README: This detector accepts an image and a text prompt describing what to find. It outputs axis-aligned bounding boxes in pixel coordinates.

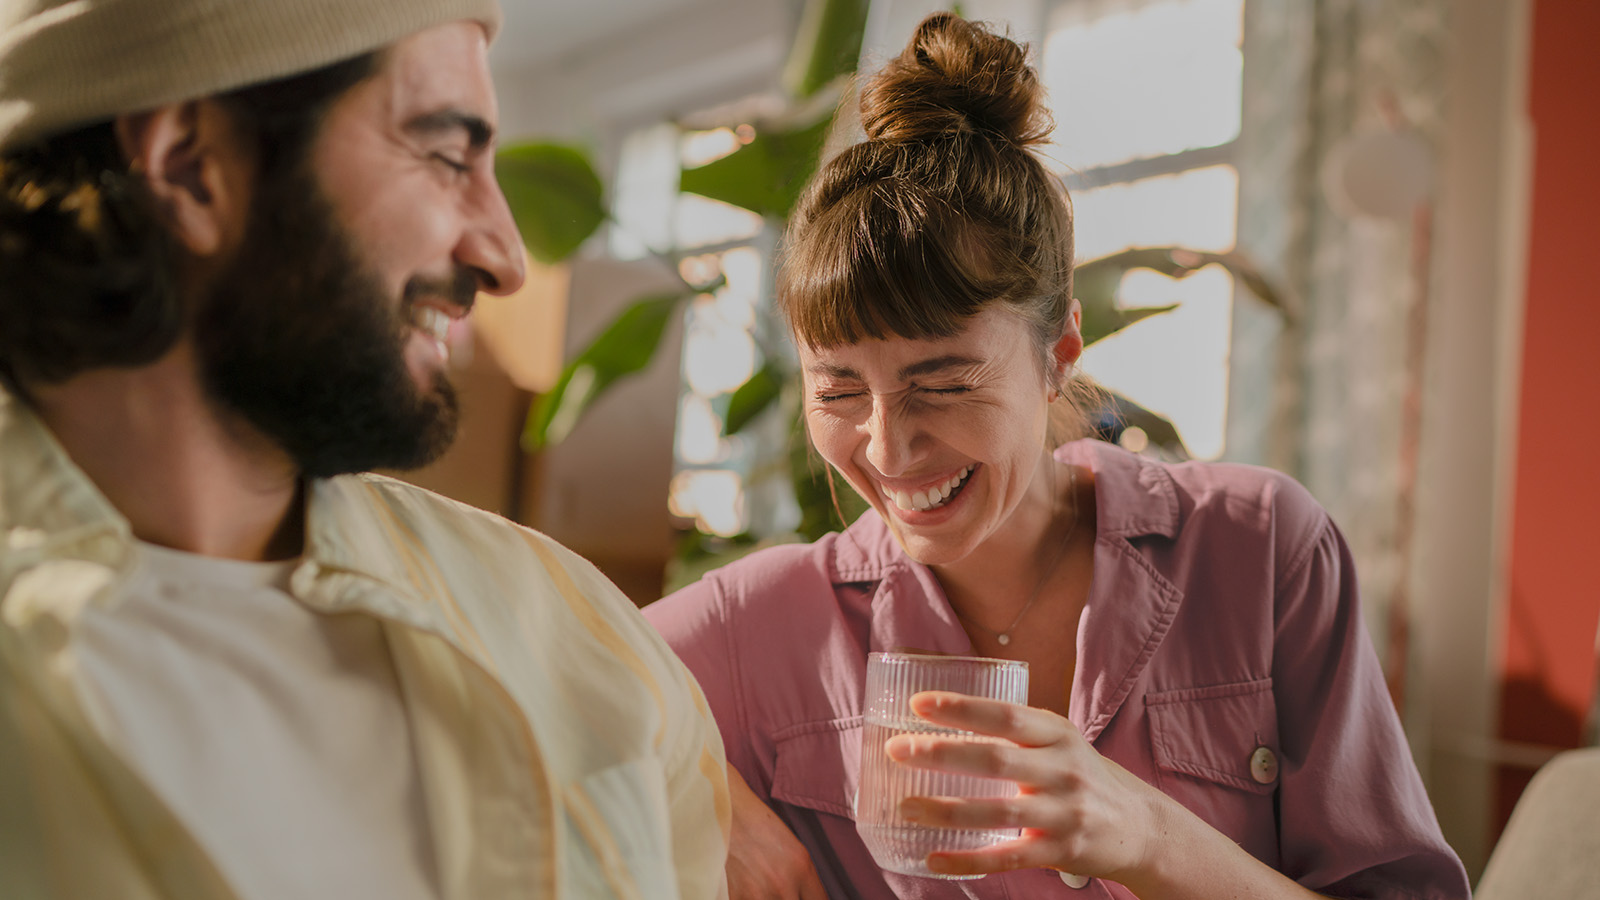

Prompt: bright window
[1043,0,1245,460]
[610,119,783,538]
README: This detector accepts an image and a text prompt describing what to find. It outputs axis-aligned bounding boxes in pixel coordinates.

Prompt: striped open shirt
[0,389,730,900]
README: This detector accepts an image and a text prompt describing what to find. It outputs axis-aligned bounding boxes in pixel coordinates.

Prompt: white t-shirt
[74,541,437,900]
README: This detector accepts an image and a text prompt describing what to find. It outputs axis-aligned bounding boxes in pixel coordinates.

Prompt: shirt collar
[301,476,427,600]
[1055,438,1181,541]
[0,388,132,566]
[295,475,477,646]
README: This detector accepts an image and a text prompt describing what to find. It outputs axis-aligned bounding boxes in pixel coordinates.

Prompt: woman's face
[800,305,1077,568]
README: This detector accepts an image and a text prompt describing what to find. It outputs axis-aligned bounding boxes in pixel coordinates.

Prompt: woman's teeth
[890,465,974,512]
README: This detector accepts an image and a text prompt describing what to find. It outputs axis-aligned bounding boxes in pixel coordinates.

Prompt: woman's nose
[863,398,914,477]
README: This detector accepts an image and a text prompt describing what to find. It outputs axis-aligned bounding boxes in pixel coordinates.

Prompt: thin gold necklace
[958,464,1079,646]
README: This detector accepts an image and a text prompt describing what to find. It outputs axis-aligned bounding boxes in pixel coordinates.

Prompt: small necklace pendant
[996,633,1011,646]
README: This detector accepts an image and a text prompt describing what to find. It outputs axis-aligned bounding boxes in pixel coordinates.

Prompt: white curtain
[1227,0,1450,691]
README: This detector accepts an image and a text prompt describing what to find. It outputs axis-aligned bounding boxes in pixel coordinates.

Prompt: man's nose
[455,172,527,297]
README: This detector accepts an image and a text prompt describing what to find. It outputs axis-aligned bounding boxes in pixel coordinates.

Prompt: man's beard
[194,166,475,479]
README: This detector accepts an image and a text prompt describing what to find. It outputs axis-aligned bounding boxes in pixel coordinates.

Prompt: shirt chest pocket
[769,718,862,820]
[1144,678,1280,846]
[562,758,680,900]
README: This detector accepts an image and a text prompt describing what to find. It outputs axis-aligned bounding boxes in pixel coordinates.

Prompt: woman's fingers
[922,838,1065,877]
[884,732,1022,782]
[908,691,1077,747]
[884,728,1078,787]
[898,794,1057,831]
[876,692,1160,879]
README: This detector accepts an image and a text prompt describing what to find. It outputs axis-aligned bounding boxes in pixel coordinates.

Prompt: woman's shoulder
[1065,439,1331,554]
[645,523,888,633]
[1170,457,1325,520]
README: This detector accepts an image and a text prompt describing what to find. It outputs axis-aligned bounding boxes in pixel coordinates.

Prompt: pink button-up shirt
[646,440,1469,899]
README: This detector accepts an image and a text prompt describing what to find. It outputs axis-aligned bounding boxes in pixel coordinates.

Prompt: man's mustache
[402,269,479,315]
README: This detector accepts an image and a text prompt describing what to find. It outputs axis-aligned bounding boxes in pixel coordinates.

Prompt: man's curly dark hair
[0,51,379,387]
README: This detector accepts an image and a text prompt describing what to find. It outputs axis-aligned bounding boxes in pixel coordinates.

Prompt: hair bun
[859,13,1052,147]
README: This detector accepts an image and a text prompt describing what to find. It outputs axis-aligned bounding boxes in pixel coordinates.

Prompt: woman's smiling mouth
[887,464,975,512]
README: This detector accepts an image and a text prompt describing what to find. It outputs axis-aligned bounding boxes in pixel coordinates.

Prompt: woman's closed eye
[813,385,971,404]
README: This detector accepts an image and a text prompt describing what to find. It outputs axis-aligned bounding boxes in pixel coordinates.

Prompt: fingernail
[925,854,955,874]
[898,798,926,822]
[884,736,913,761]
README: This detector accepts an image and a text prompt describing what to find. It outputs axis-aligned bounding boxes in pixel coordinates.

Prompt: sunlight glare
[683,295,759,396]
[1073,165,1239,262]
[668,469,747,537]
[676,394,727,465]
[1043,0,1243,171]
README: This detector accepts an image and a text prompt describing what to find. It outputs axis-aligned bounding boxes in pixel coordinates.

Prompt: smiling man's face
[308,20,524,391]
[195,21,526,478]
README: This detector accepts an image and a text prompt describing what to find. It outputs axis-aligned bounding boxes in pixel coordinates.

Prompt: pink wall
[1497,0,1600,827]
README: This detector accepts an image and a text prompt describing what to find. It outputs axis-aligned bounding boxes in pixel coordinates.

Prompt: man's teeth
[889,465,974,512]
[416,307,451,343]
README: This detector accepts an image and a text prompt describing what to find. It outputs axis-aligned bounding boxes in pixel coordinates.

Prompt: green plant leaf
[781,0,871,100]
[1075,246,1286,345]
[496,142,607,264]
[1076,251,1179,345]
[523,290,690,449]
[679,114,833,220]
[723,362,785,436]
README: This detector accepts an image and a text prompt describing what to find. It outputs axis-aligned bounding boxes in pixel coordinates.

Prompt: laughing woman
[645,13,1468,900]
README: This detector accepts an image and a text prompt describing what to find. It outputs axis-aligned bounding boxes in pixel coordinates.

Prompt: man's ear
[114,100,252,259]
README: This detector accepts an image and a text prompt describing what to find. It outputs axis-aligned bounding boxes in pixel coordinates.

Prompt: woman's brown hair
[777,12,1085,435]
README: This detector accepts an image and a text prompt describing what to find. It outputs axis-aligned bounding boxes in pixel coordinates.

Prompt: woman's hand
[882,690,1165,882]
[724,766,829,900]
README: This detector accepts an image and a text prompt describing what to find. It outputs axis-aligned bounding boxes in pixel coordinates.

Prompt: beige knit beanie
[0,0,503,152]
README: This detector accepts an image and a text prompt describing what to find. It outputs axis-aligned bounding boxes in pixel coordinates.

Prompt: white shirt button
[1060,872,1090,888]
[1250,746,1279,784]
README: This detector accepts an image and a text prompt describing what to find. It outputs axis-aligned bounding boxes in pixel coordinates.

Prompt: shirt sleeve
[583,571,731,900]
[657,635,734,900]
[1272,515,1470,899]
[644,577,755,784]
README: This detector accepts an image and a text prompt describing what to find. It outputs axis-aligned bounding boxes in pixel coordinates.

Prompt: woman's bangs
[778,192,1007,349]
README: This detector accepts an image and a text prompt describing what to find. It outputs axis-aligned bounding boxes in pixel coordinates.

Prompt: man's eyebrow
[404,109,494,150]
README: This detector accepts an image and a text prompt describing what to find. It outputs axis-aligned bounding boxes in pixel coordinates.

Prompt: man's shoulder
[318,472,609,591]
[330,471,557,541]
[323,472,679,659]
[334,471,506,520]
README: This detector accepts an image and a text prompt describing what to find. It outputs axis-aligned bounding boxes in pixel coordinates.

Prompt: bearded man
[0,2,729,898]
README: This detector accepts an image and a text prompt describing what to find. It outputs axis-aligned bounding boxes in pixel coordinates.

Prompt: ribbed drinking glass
[856,651,1029,880]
